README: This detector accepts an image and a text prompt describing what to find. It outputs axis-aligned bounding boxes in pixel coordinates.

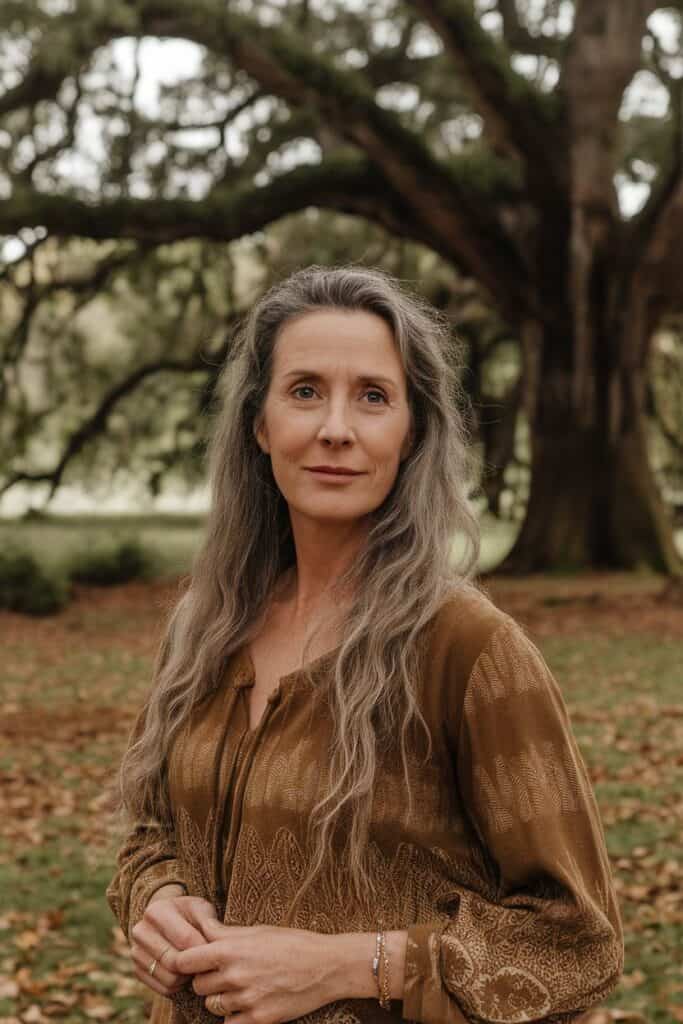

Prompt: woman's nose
[317,400,354,442]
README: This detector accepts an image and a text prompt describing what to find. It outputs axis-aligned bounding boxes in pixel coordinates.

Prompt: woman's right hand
[130,884,219,998]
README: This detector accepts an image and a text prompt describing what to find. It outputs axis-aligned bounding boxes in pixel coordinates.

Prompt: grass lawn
[0,529,681,1022]
[0,513,207,582]
[0,509,526,581]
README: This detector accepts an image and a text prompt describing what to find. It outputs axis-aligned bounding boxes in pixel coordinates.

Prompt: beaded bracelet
[372,928,391,1010]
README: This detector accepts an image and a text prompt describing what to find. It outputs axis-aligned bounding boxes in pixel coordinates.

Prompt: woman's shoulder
[422,583,543,745]
[425,582,519,688]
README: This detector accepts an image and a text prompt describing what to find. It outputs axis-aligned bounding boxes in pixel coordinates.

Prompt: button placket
[219,685,286,912]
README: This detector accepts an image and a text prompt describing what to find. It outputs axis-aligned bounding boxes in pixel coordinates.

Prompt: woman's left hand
[174,918,339,1023]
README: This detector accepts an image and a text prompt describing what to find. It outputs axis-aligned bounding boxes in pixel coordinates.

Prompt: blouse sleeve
[106,819,187,942]
[401,618,624,1024]
[105,706,188,942]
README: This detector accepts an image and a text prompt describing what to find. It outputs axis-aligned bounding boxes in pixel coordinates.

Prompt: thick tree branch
[563,0,656,423]
[407,0,567,199]
[130,1,534,318]
[0,146,535,322]
[0,157,410,242]
[564,0,657,215]
[2,0,537,319]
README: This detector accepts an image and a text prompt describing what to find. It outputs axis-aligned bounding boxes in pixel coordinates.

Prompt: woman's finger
[129,919,196,993]
[205,992,232,1018]
[192,969,228,997]
[131,920,181,972]
[131,943,180,991]
[133,960,187,998]
[144,897,209,951]
[183,897,219,933]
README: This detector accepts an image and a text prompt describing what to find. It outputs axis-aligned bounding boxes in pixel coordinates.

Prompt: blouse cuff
[401,921,468,1024]
[128,861,187,940]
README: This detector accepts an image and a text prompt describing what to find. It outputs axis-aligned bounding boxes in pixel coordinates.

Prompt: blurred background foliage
[0,0,682,575]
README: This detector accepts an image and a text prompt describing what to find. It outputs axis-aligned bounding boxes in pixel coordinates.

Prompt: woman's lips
[306,468,363,479]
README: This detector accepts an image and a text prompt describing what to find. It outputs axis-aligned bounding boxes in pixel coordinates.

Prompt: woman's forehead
[272,309,404,380]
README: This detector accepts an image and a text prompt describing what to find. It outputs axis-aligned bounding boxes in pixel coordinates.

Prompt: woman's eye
[291,386,387,404]
[292,385,316,399]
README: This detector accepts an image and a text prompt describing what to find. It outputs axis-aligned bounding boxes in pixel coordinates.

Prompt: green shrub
[0,546,70,615]
[67,538,152,586]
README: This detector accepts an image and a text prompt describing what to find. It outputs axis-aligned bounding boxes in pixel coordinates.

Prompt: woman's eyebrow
[282,370,397,388]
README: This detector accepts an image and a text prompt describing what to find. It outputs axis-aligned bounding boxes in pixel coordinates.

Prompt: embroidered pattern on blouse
[170,807,222,1024]
[245,716,460,840]
[463,635,546,709]
[472,739,580,835]
[430,867,621,1024]
[225,823,491,931]
[220,824,495,1024]
[435,621,623,1022]
[297,1006,363,1024]
[174,804,217,904]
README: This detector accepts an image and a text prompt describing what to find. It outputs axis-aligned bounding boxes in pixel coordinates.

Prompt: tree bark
[497,0,682,575]
[498,320,682,574]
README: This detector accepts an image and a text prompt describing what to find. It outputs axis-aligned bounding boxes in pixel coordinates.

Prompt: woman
[107,265,624,1024]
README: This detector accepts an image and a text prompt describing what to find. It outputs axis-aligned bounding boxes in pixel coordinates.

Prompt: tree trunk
[497,328,682,575]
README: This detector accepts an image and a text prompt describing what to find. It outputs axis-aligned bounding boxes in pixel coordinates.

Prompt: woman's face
[254,308,413,525]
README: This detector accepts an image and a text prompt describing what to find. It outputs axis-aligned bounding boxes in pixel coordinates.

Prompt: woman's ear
[254,416,269,454]
[400,424,414,462]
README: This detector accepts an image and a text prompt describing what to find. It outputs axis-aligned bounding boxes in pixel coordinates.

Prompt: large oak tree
[1,0,682,573]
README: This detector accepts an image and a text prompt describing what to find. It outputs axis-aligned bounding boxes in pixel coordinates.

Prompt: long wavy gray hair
[116,263,483,919]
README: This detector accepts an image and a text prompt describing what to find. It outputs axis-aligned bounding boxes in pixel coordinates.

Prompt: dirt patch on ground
[482,572,683,637]
[0,705,133,741]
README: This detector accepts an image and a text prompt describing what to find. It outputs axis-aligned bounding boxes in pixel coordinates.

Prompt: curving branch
[407,0,567,200]
[0,0,536,319]
[0,357,206,501]
[0,7,123,117]
[1,145,533,325]
[0,156,407,238]
[16,75,83,184]
[0,245,145,401]
[134,2,533,316]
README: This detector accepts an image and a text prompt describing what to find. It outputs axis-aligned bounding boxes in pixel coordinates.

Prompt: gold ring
[148,957,158,976]
[207,993,226,1016]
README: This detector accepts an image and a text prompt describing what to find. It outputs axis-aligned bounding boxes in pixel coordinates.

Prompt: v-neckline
[236,640,342,689]
[234,641,341,736]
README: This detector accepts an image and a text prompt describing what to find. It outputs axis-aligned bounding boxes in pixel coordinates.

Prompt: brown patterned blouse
[106,588,624,1024]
